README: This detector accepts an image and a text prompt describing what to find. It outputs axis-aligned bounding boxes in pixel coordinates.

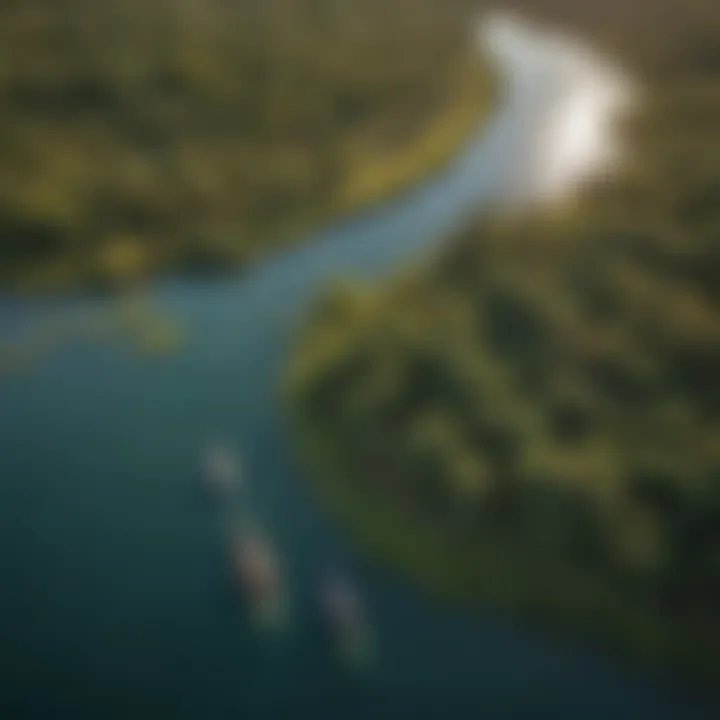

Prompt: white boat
[232,528,285,628]
[318,572,371,662]
[202,442,240,494]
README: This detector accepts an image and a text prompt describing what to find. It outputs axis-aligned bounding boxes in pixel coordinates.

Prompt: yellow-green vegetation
[0,294,186,376]
[336,68,492,214]
[286,0,720,680]
[0,0,494,291]
[109,295,187,357]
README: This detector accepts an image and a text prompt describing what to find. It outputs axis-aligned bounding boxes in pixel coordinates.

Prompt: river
[0,15,718,720]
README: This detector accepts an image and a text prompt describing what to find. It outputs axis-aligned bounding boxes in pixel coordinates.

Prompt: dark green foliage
[0,0,491,289]
[286,0,720,680]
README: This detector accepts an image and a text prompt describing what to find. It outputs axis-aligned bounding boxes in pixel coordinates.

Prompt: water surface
[1,18,718,720]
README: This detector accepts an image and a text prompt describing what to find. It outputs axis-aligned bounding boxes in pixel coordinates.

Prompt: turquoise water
[1,68,719,719]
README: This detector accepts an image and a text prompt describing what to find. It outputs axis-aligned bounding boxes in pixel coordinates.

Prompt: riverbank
[3,65,494,294]
[287,408,720,685]
[284,6,720,685]
[0,0,495,293]
[333,66,495,218]
[0,293,186,377]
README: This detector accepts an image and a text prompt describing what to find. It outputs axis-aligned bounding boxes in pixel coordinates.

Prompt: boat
[318,571,371,663]
[202,442,239,494]
[231,528,285,628]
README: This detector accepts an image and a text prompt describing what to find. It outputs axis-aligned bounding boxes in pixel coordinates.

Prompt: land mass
[0,0,494,291]
[285,0,720,682]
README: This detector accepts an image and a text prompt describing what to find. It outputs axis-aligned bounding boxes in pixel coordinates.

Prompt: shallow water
[1,17,718,720]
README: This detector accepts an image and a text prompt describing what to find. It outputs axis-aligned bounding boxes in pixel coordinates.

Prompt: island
[284,2,720,682]
[0,0,494,291]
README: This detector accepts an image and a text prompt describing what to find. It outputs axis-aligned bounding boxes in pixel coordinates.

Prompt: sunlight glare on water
[478,11,636,204]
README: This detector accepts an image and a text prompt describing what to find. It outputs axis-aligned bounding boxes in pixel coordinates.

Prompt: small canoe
[318,572,371,662]
[202,443,239,494]
[232,529,285,628]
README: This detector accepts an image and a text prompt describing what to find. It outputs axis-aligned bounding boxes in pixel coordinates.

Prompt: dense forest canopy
[286,0,720,679]
[0,0,492,289]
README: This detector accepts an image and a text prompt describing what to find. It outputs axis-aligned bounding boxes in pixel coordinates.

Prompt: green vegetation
[0,294,186,375]
[0,0,493,290]
[285,0,720,680]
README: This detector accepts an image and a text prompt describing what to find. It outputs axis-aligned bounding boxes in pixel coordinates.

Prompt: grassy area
[336,68,494,215]
[0,294,187,376]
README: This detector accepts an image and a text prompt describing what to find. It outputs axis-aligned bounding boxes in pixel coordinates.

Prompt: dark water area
[1,43,719,720]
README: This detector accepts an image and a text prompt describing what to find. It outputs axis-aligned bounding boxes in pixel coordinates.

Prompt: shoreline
[334,64,496,217]
[0,64,495,296]
[282,13,720,686]
[286,407,719,687]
